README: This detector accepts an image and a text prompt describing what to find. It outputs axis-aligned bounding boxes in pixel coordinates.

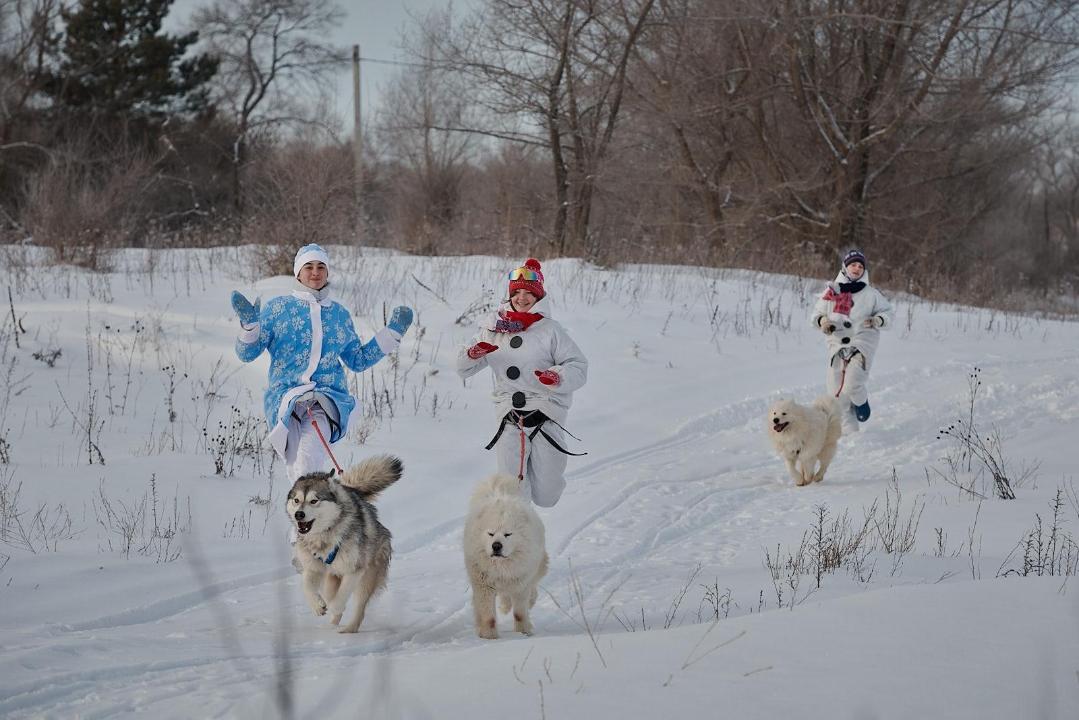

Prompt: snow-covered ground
[0,246,1076,719]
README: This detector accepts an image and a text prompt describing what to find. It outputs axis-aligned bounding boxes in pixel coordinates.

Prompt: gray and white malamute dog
[287,455,402,633]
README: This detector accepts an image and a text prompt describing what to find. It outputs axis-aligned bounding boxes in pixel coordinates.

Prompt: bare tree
[624,0,781,261]
[757,0,1079,265]
[0,0,61,235]
[1033,119,1079,290]
[244,137,353,273]
[191,0,347,232]
[22,133,161,267]
[376,8,476,255]
[0,0,59,146]
[429,0,657,257]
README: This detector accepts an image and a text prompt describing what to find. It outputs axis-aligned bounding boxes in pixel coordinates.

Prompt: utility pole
[352,44,363,244]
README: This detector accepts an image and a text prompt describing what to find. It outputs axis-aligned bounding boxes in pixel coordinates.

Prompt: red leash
[516,414,527,482]
[834,356,850,398]
[306,405,343,474]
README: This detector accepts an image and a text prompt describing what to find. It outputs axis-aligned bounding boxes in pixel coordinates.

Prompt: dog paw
[309,596,327,616]
[330,612,343,626]
[514,620,534,635]
[337,623,361,634]
[477,621,499,640]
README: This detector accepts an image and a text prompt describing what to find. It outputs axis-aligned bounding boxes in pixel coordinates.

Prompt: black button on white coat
[506,366,520,380]
[509,336,523,348]
[512,391,526,408]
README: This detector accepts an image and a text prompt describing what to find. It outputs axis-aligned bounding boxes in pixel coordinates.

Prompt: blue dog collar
[323,544,339,565]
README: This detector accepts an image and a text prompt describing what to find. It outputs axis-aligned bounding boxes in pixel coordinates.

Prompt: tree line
[3,0,1079,301]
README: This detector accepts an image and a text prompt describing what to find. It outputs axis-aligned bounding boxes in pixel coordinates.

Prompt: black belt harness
[484,410,587,457]
[830,346,863,367]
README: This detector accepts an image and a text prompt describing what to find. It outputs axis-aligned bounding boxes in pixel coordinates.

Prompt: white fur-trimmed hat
[293,244,330,277]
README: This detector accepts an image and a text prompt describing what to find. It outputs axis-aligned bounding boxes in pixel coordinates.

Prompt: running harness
[484,410,587,482]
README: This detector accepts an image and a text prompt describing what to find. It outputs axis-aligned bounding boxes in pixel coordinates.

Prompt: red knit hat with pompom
[508,258,545,300]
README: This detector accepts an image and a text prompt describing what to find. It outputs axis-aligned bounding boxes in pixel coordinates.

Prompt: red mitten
[467,341,499,360]
[534,369,561,386]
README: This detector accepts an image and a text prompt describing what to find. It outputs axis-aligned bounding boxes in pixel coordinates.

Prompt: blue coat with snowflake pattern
[235,290,392,456]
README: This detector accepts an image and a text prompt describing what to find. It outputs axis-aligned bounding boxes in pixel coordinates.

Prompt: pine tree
[47,0,218,123]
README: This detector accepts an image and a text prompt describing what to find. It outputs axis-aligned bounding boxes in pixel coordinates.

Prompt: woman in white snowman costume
[810,249,893,432]
[457,258,588,507]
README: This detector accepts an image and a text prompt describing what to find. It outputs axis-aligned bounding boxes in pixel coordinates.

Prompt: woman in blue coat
[231,244,413,479]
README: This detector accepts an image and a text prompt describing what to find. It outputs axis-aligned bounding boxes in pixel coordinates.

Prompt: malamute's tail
[340,454,403,500]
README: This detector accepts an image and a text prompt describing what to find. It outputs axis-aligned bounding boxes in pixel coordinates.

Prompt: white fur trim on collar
[291,289,332,307]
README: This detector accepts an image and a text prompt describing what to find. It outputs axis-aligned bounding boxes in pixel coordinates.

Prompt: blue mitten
[231,291,261,326]
[387,305,413,336]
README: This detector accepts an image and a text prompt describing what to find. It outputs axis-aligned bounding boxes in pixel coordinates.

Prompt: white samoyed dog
[767,396,843,486]
[463,473,549,639]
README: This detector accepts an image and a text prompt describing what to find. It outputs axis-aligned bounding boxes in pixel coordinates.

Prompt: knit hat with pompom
[508,258,545,299]
[842,249,867,269]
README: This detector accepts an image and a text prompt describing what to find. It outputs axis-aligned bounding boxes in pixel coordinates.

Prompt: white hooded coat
[810,268,893,372]
[809,268,893,431]
[457,297,588,506]
[456,297,588,422]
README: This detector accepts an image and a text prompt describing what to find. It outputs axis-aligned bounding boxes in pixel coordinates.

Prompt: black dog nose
[295,511,305,520]
[491,541,502,553]
[772,417,780,424]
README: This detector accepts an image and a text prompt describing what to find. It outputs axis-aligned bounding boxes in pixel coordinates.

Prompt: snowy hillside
[0,246,1076,719]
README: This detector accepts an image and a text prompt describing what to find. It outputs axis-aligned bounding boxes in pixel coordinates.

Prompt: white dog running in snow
[463,473,549,639]
[767,396,843,486]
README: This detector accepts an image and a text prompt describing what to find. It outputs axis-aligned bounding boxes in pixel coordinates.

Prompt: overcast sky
[169,0,468,131]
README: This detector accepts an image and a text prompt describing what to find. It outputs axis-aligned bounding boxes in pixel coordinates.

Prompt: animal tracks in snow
[5,350,1073,718]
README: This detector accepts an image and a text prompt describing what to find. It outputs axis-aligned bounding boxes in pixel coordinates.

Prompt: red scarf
[493,310,544,333]
[823,287,854,316]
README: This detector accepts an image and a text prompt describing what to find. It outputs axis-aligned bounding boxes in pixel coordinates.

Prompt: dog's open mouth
[773,421,789,433]
[296,519,315,534]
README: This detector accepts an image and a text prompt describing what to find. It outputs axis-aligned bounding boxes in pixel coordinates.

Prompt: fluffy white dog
[463,473,549,639]
[767,396,843,486]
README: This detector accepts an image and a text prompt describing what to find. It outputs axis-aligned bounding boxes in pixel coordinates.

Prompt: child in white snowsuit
[231,244,413,481]
[810,250,893,433]
[456,259,588,507]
